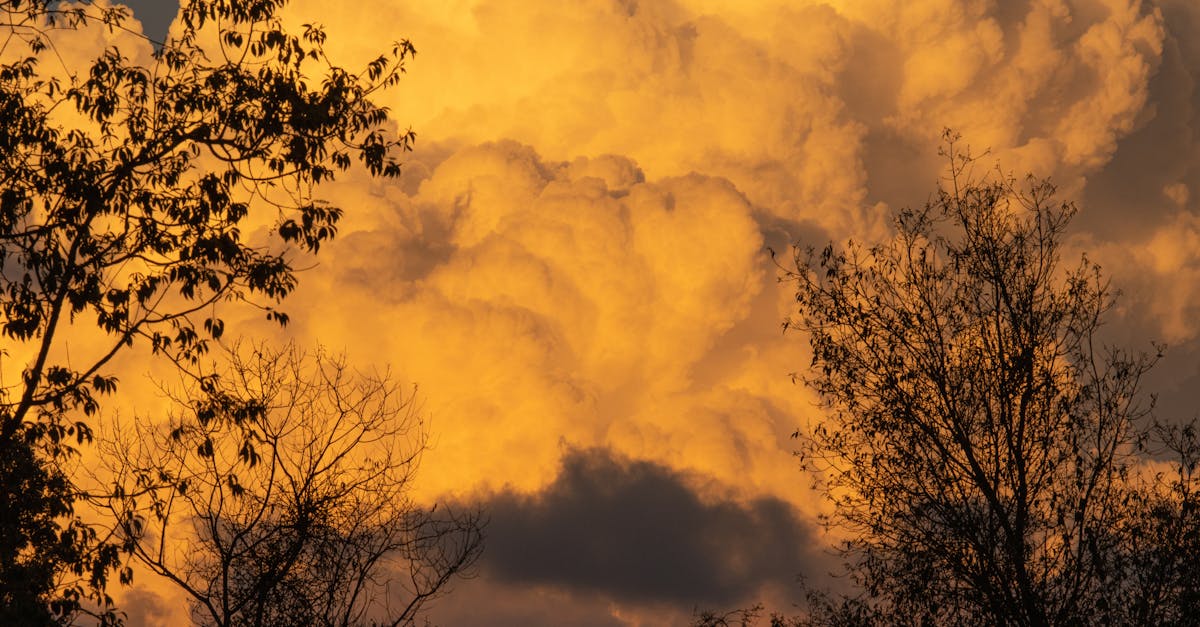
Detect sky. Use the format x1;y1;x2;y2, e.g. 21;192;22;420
58;0;1200;624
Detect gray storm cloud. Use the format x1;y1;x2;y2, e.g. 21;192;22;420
470;447;825;606
425;446;828;626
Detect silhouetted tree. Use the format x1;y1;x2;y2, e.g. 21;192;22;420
783;131;1199;625
1111;421;1200;625
0;435;81;625
693;605;792;627
0;0;414;620
102;343;483;627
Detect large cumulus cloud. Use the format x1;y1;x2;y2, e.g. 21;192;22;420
266;1;1200;363
265;2;1200;620
282;140;810;504
284;0;1169;227
86;0;1200;623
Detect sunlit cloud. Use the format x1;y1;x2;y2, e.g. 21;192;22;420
93;0;1200;622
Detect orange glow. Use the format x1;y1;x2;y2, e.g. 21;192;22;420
36;0;1200;623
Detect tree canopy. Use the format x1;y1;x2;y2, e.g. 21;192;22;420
784;132;1200;626
0;0;415;620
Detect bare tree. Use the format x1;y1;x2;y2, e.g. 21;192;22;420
101;343;483;627
1111;421;1200;625
783;131;1196;625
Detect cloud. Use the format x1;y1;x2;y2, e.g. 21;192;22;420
256;4;1198;619
28;0;1200;623
112;586;183;627
1069;0;1200;362
269;139;818;506
464;447;824;609
282;0;872;238
266;0;1198;581
284;1;1170;233
116;0;178;42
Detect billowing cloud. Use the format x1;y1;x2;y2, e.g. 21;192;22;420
1072;0;1200;351
277;139;812;505
40;0;1200;624
280;0;872;239
280;0;1170;229
250;1;1200;620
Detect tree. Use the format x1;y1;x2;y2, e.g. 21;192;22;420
693;605;790;627
0;0;414;620
1111;420;1200;625
783;132;1197;625
101;343;483;627
0;434;82;625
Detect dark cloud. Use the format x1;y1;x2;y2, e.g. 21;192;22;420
118;1;179;42
469;447;825;609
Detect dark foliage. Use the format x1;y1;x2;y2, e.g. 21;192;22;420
0;435;73;625
0;0;414;619
781;131;1200;626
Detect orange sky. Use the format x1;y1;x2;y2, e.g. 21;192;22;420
48;1;1200;624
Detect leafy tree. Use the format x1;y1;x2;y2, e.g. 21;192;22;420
102;343;484;627
0;0;414;620
0;434;82;625
783;132;1198;625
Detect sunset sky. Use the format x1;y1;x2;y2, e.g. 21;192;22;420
83;1;1200;624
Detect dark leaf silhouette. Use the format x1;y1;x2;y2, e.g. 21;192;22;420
0;0;415;620
780;131;1200;626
